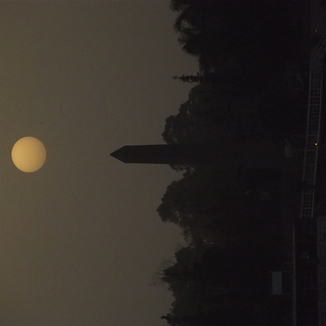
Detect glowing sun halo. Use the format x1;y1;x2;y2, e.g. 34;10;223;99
11;137;46;173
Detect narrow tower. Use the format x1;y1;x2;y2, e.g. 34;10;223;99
110;140;284;168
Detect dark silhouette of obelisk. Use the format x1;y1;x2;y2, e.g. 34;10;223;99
110;140;284;168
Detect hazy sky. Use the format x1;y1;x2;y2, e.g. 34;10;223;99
0;1;196;325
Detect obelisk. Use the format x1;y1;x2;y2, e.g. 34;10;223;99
110;139;284;168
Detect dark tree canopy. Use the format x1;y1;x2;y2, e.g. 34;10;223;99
156;1;305;325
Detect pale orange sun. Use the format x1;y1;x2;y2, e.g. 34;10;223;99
11;136;46;173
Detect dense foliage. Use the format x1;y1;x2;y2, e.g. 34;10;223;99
155;0;309;325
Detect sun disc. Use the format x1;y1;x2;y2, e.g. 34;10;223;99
11;137;46;173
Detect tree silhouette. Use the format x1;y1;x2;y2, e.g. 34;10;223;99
172;74;202;83
156;1;305;324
